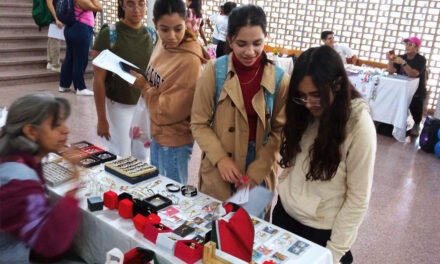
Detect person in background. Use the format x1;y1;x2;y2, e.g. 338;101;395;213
387;36;427;137
273;46;376;264
131;0;210;184
0;93;81;263
206;3;224;45
321;30;357;65
59;0;102;96
186;0;208;46
191;4;289;202
92;0;154;158
45;0;63;73
207;1;237;58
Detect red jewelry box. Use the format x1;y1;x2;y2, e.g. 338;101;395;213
103;190;118;209
143;223;172;243
118;199;133;219
174;240;203;264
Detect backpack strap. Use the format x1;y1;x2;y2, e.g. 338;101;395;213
146;25;157;47
213;55;284;145
262;65;284;144
213;55;230;116
108;23;157;50
108;23;117;49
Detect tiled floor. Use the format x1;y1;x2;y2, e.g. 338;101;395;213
1;80;439;263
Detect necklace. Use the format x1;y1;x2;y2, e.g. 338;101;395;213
239;64;262;85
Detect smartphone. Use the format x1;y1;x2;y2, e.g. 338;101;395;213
119;61;147;79
388;50;395;60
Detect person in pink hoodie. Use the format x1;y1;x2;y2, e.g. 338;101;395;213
0;93;81;263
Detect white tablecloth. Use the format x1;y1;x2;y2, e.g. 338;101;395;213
267;53;294;75
349;74;419;142
274;56;294;75
49;167;332;264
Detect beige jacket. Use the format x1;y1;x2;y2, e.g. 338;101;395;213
143;38;209;147
191;55;289;201
277;98;377;263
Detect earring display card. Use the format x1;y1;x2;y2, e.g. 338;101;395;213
104;156;158;184
43;162;74;187
173;223;195;237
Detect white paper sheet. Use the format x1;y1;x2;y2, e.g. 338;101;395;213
228;185;274;217
228;185;250;204
48;23;65;40
92;49;138;84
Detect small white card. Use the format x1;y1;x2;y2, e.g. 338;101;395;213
48;23;65;40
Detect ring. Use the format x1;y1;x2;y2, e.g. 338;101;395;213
166;183;181;193
181;185;197;197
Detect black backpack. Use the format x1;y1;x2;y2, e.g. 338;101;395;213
419;117;440;153
53;0;76;26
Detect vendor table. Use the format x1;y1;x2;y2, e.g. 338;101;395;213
49;164;332;264
348;71;419;142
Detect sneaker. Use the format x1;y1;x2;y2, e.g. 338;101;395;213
409;125;420;137
58;86;72;93
76;89;94;96
47;63;61;73
51;65;61;73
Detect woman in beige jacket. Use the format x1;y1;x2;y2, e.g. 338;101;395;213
191;4;289;202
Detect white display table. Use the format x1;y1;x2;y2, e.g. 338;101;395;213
49;164;332;264
348;71;419;142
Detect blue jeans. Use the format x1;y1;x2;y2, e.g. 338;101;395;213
60;22;93;90
245;141;256;171
150;139;193;185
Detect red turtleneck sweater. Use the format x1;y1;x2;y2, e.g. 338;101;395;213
232;53;264;141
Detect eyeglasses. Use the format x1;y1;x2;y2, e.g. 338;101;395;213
124;2;146;10
292;96;321;107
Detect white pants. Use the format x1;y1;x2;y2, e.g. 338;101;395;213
105;98;148;160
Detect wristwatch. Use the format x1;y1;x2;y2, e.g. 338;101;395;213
402;61;407;66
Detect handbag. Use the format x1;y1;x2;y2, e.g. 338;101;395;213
129;97;151;147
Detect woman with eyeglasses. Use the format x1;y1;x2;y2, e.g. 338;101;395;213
273;45;376;264
92;0;154;159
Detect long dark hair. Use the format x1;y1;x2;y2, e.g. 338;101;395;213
279;46;361;181
226;4;272;65
117;0;124;19
188;0;202;18
153;0;196;41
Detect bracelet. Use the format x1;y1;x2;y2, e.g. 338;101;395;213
166;183;181;193
181;185;198;197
